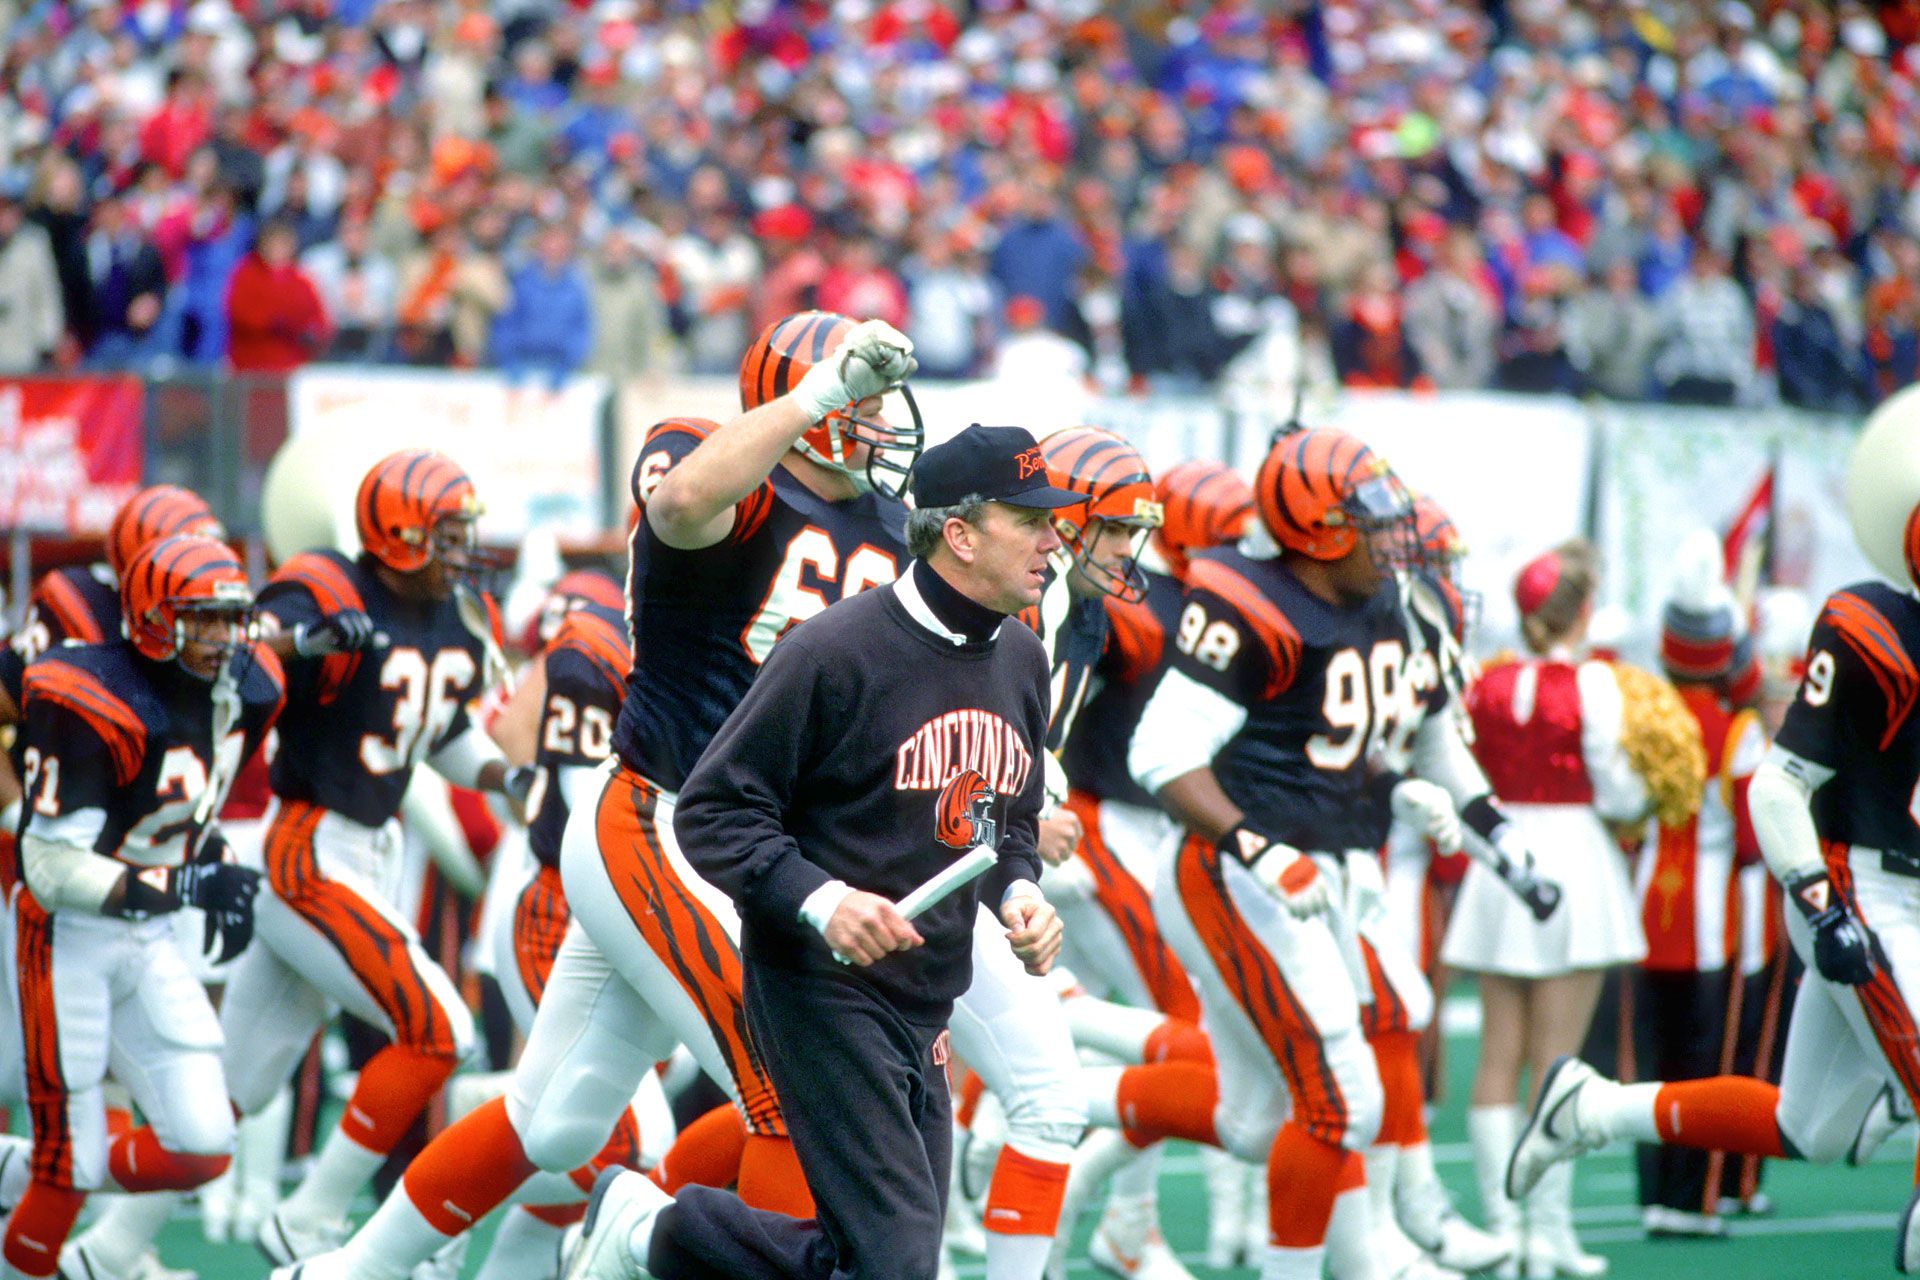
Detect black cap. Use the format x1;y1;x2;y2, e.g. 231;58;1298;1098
911;424;1081;510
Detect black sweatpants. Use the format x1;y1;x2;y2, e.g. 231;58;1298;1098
1633;968;1734;1215
647;962;953;1280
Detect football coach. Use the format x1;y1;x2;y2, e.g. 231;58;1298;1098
560;425;1079;1280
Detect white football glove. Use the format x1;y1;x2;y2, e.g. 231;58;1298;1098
790;319;918;423
1391;778;1463;854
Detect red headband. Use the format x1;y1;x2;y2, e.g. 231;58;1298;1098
1514;550;1563;616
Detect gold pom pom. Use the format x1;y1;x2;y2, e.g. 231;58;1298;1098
1611;661;1707;828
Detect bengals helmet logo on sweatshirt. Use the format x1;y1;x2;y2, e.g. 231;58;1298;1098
935;768;998;851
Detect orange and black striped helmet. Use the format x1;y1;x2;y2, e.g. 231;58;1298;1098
1410;493;1476;641
355;449;484;573
106;485;224;580
1040;427;1162;602
739;311;923;497
120;533;255;664
1153;460;1252;583
1254;427;1409;562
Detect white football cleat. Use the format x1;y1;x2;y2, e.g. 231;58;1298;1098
562;1168;671;1280
1506;1057;1607;1200
1425;1212;1513;1273
1088;1221;1197;1280
266;1252;351;1280
1851;1083;1912;1167
1899;1182;1920;1274
256;1206;348;1268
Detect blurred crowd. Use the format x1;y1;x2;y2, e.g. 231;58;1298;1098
1;0;1918;409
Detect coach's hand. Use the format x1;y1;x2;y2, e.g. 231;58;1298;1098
1002;893;1063;977
1036;809;1083;867
825;891;923;967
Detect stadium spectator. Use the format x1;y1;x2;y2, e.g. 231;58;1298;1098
989;179;1086;332
225;217;330;373
816;233;908;332
585;227;668;383
1404;228;1502;390
175;180;251;364
0;184;64;373
490;219;592;385
1773;266;1860;411
301;215;398;363
748;205;827;338
989;293;1086;386
1566;260;1661;402
667;168;758;374
78;193;171;368
1653;247;1756;406
903;226;995;379
1333;260;1422;390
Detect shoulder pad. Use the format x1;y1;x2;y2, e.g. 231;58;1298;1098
23;655;148;785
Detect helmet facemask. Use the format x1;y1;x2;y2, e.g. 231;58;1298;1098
1057;500;1164;604
164;582;258;681
797;385;925;499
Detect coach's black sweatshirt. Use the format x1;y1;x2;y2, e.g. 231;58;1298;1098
675;559;1049;1017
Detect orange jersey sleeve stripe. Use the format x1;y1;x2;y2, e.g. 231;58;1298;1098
1823;592;1920;749
34;573;107;645
276;553;369;703
22;665;146;786
1184;560;1303;697
549;614;631;699
1103;595;1165;686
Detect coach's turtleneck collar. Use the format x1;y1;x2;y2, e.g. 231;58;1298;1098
897;557;1006;645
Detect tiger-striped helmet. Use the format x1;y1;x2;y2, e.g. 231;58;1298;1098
739;311;923;497
1152;460;1252;583
1409;493;1477;641
355;449;485;573
120;533;255;665
1039;427;1162;602
106;485;225;580
1254;428;1409;561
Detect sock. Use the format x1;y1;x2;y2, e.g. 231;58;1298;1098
1370;1031;1428;1146
4;1183;86;1277
1265;1123;1348;1249
1649;1078;1785;1156
1258;1244;1325;1279
1324;1160;1381;1280
1116;1062;1219;1146
1107;1141;1160;1203
655;1105;746;1194
1466;1105;1518;1232
1393;1140;1454;1244
395;1097;535;1238
336;1045;458;1155
738;1133;814;1217
1080;1066;1125;1130
471;1206;570;1280
1141;1019;1213;1066
236;1086;292;1217
67;1191;182;1275
107;1128;230;1192
341;1189;462;1280
984;1142;1070;1276
280;1128;384;1227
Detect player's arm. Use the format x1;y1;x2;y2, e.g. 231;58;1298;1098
487;649;547;768
1754;602;1882;984
1130;584;1327;915
1400;709;1561;920
18;698;255;921
647;320;916;549
257;571;379;662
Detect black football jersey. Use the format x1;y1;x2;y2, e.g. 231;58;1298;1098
528;602;629;868
1062;565;1184;808
1776;580;1920;860
1020;563;1111;761
1166;548;1413;853
612;420;908;792
258;550;488;828
2;565;121;711
18;640;284;874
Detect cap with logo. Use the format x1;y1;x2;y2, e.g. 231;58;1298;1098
911;424;1082;510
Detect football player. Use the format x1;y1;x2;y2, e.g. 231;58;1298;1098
268;313;917;1280
3;535;280;1280
216;450;523;1267
1505;418;1920;1274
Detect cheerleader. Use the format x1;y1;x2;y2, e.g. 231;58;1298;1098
1443;539;1657;1277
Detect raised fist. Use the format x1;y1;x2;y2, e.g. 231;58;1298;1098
791;320;918;423
294;609;381;657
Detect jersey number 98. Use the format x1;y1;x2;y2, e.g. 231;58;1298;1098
1175;602;1241;671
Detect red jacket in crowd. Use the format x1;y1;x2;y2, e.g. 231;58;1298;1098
226;255;330;373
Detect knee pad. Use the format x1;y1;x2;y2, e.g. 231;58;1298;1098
1214;1103;1283;1164
165;1100;238;1159
1777;1085;1876;1166
509;1062;635;1174
1338;1063;1385;1153
1397;975;1435;1035
1000;1084;1087;1158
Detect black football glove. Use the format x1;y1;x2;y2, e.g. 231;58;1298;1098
293;609;381;657
1787;869;1875;986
